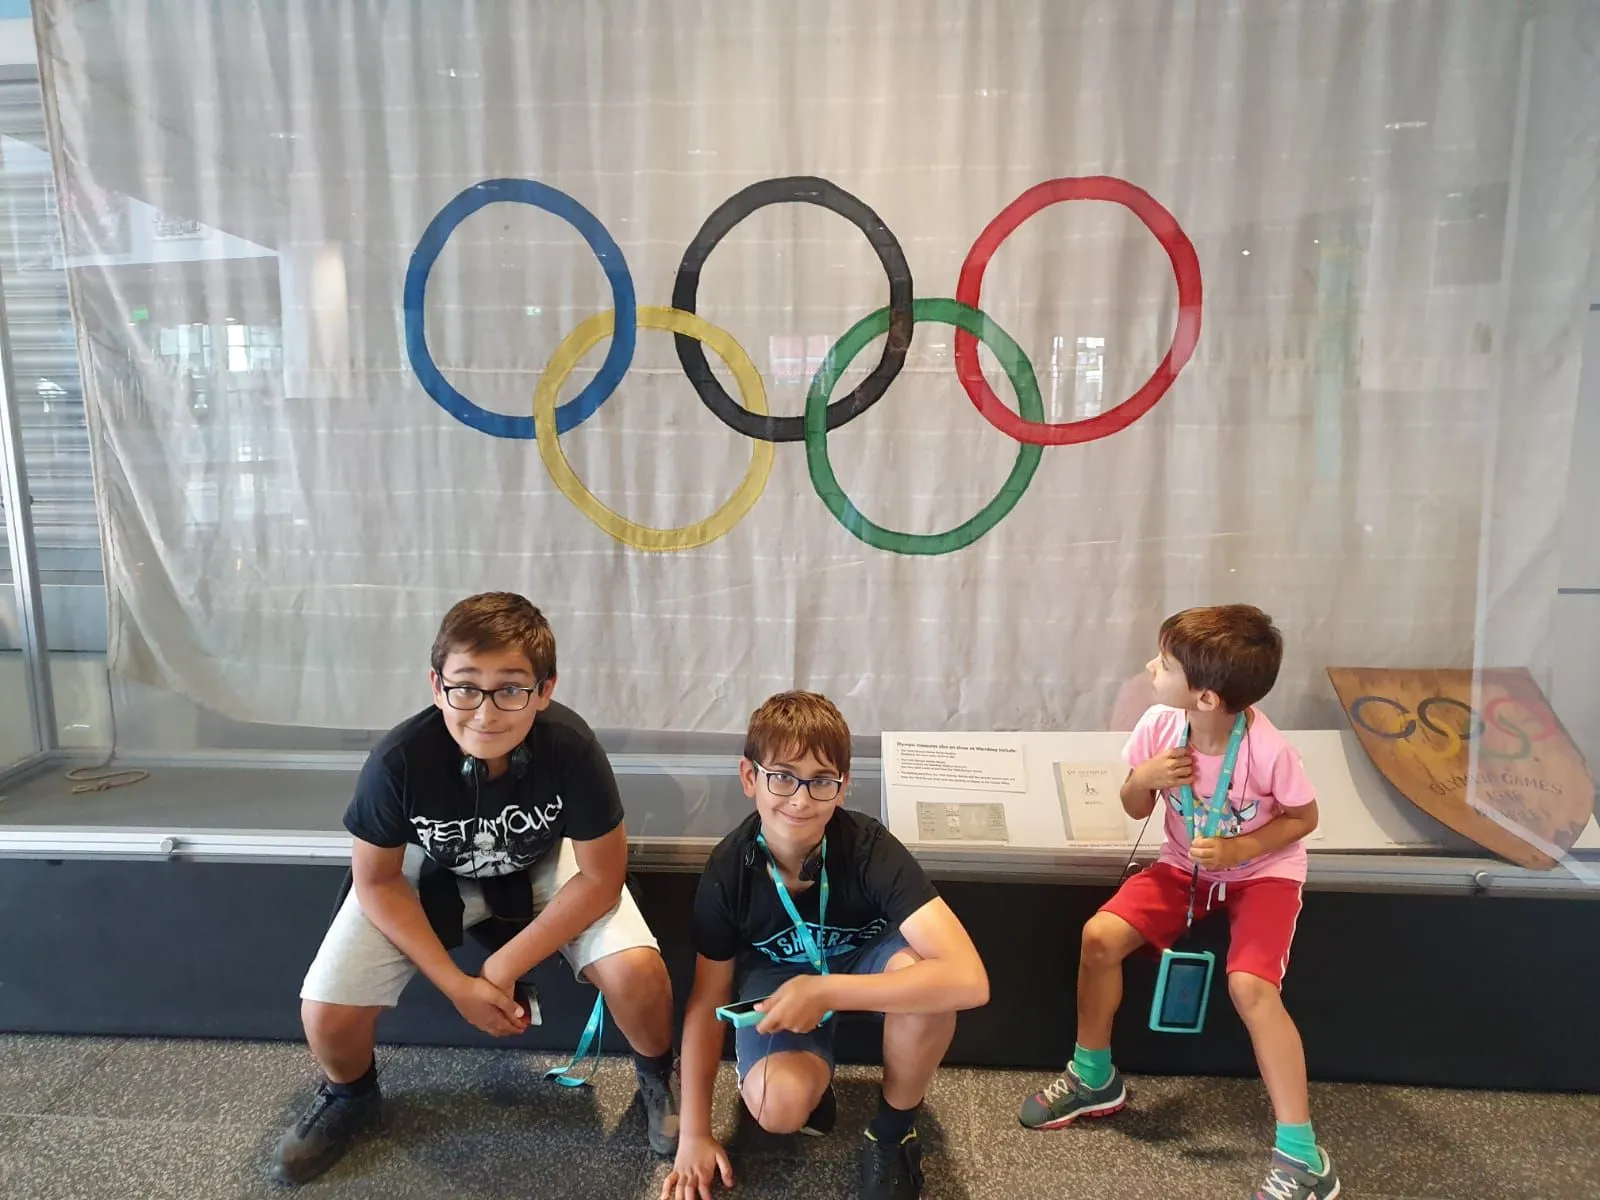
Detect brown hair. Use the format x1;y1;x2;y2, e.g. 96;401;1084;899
1158;604;1283;713
430;592;557;681
743;691;852;778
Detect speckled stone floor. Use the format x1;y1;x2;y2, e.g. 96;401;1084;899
1;1035;1595;1198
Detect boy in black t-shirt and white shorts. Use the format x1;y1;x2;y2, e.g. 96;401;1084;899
270;593;678;1186
663;693;990;1200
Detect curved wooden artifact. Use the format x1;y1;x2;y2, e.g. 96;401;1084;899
1327;667;1594;870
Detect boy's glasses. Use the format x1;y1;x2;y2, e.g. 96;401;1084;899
441;681;542;712
753;762;844;801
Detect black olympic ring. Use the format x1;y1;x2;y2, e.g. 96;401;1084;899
1349;694;1485;742
1348;695;1414;740
671;176;914;443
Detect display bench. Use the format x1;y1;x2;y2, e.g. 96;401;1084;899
1;732;1597;1092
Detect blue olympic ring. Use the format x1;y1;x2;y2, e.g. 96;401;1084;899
403;178;637;438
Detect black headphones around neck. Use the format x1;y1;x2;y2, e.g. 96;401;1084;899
744;836;824;882
460;741;532;786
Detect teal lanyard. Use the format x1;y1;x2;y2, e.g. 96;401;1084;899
756;832;830;975
1177;712;1247;843
1176;711;1247;930
543;992;606;1088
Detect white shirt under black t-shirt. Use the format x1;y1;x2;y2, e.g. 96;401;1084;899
692;807;939;982
343;701;623;877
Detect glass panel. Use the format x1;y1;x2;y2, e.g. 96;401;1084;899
0;73;105;755
0;423;41;769
10;0;1597;889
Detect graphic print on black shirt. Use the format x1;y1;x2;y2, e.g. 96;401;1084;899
342;702;623;877
692;808;939;974
407;795;569;875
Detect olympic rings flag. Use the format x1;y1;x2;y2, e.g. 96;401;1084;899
403;175;1202;556
52;0;1595;740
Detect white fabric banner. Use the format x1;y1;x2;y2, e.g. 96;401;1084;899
34;0;1600;734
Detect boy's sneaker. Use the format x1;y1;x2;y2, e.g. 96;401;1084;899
1017;1063;1127;1130
1252;1149;1341;1200
800;1084;837;1136
268;1078;381;1186
635;1063;680;1156
858;1128;923;1200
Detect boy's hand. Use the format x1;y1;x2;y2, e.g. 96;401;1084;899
662;1135;733;1200
754;975;832;1035
447;974;527;1037
1134;747;1195;793
1190;836;1249;871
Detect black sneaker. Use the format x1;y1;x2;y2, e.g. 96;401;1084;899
268;1078;382;1187
800;1084;837;1136
635;1063;680;1156
858;1127;923;1200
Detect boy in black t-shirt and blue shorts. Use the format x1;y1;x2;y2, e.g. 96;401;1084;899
663;692;990;1200
270;593;678;1186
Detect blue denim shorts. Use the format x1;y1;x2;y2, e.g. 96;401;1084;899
733;928;910;1083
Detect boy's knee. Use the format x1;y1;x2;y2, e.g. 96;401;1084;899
588;945;669;996
1080;914;1135;968
1227;971;1279;1018
742;1072;819;1135
302;999;377;1044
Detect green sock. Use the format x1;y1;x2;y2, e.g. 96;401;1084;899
1071;1044;1113;1091
1275;1122;1323;1172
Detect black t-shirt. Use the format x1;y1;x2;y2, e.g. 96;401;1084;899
343;702;624;877
692;807;940;976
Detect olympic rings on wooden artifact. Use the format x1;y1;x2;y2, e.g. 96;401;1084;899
404;175;1202;553
1347;693;1555;761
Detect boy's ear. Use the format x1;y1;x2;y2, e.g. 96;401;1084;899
1196;688;1223;713
738;758;759;798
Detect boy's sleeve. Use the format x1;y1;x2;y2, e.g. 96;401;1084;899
1121;705;1165;770
342;749;411;847
558;729;626;841
1269;737;1318;809
690;861;740;962
863;828;940;927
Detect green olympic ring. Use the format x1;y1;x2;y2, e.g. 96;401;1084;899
804;297;1045;555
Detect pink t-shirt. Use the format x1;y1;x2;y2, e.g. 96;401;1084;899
1122;705;1316;884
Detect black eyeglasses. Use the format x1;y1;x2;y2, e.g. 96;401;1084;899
753;762;844;801
440;680;544;712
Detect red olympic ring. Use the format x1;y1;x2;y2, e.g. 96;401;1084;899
953;176;1203;446
1483;695;1559;745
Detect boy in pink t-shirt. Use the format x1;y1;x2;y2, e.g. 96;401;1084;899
1018;605;1340;1200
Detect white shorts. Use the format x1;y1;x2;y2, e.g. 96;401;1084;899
300;839;660;1013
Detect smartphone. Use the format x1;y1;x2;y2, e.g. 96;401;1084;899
715;998;768;1028
514;981;543;1028
1148;948;1214;1035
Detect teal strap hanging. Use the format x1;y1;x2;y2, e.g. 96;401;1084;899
543;992;606;1088
1177;711;1247;843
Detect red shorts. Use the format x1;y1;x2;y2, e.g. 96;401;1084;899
1101;862;1304;987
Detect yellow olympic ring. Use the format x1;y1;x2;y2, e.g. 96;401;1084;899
533;306;775;552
